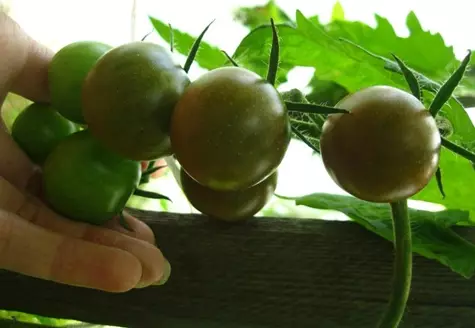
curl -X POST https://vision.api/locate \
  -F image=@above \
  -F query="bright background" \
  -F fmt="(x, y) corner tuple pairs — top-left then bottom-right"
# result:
(2, 0), (474, 217)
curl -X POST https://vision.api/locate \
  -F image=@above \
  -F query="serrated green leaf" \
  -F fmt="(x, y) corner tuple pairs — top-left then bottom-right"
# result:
(289, 114), (322, 152)
(232, 0), (293, 30)
(235, 8), (475, 143)
(305, 77), (349, 106)
(149, 16), (225, 70)
(294, 193), (475, 278)
(327, 10), (458, 87)
(234, 10), (475, 216)
(413, 148), (475, 220)
(281, 89), (323, 152)
(331, 1), (345, 21)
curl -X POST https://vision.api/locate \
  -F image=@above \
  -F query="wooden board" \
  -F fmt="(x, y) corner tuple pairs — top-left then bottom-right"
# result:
(1, 211), (474, 328)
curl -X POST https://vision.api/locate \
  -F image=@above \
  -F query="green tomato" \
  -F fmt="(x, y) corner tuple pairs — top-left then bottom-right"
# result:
(49, 41), (112, 124)
(180, 168), (278, 222)
(170, 66), (291, 191)
(82, 41), (190, 161)
(11, 102), (79, 164)
(320, 85), (441, 203)
(42, 129), (141, 225)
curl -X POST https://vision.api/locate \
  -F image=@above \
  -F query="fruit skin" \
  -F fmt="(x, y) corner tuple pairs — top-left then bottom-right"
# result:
(170, 66), (291, 191)
(11, 102), (79, 164)
(49, 41), (112, 124)
(180, 168), (278, 221)
(82, 41), (190, 161)
(320, 85), (441, 203)
(42, 129), (141, 225)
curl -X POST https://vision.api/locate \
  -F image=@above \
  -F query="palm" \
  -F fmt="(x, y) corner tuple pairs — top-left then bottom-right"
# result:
(0, 13), (169, 292)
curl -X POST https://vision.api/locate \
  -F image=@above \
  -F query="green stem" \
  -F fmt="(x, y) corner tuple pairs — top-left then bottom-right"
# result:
(221, 50), (239, 67)
(285, 101), (349, 114)
(441, 137), (475, 163)
(377, 200), (412, 328)
(291, 126), (319, 153)
(168, 23), (174, 52)
(141, 30), (153, 42)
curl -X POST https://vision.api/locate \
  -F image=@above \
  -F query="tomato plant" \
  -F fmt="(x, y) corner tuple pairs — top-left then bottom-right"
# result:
(180, 168), (278, 221)
(12, 6), (474, 327)
(49, 41), (112, 124)
(319, 85), (442, 203)
(11, 102), (79, 164)
(42, 129), (141, 225)
(170, 66), (291, 191)
(82, 41), (190, 161)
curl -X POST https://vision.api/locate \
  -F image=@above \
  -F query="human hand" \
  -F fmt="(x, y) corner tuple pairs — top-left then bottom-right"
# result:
(0, 12), (169, 293)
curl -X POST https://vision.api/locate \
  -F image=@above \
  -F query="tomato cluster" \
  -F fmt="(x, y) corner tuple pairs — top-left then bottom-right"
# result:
(10, 36), (289, 225)
(10, 28), (442, 227)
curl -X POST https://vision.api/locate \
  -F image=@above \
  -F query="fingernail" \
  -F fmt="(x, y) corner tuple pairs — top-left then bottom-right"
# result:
(154, 259), (171, 286)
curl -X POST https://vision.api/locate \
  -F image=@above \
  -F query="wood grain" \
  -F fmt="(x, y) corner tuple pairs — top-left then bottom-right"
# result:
(1, 211), (474, 328)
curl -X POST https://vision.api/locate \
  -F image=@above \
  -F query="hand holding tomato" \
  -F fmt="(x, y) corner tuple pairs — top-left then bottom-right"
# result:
(0, 13), (169, 292)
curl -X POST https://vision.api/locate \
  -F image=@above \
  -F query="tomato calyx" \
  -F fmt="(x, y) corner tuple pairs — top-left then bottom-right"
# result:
(183, 19), (215, 73)
(133, 188), (172, 202)
(266, 18), (279, 86)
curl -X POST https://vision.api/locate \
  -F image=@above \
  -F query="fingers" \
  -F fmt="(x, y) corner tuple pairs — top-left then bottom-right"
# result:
(0, 12), (53, 102)
(0, 128), (36, 190)
(0, 209), (142, 293)
(10, 38), (53, 102)
(0, 13), (52, 189)
(0, 176), (167, 289)
(103, 212), (156, 245)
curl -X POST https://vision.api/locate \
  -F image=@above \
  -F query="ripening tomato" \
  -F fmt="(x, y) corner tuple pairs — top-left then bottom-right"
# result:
(180, 168), (278, 222)
(82, 41), (190, 161)
(170, 66), (291, 191)
(320, 85), (441, 203)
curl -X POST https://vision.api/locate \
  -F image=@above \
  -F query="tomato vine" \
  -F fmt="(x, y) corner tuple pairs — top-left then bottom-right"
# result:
(7, 9), (475, 326)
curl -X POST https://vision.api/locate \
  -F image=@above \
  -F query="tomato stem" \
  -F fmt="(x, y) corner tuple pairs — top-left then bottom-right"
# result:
(221, 50), (239, 67)
(168, 23), (174, 52)
(266, 18), (279, 86)
(285, 101), (349, 114)
(291, 126), (319, 153)
(377, 200), (412, 328)
(183, 19), (215, 73)
(141, 30), (153, 42)
(441, 137), (475, 163)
